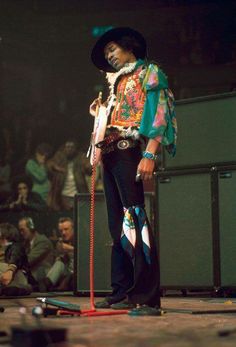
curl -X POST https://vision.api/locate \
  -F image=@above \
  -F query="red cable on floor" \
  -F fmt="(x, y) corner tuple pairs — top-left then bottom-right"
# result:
(88, 156), (96, 311)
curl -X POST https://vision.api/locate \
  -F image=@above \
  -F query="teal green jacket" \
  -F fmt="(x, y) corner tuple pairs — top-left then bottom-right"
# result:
(139, 62), (177, 156)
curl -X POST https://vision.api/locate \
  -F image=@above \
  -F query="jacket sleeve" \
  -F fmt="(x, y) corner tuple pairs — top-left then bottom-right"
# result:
(139, 64), (177, 156)
(28, 236), (52, 267)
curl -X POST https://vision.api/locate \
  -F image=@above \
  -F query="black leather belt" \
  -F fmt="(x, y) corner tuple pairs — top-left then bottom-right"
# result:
(97, 137), (140, 155)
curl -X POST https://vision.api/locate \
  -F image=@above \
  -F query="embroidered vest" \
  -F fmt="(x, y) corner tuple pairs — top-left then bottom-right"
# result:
(110, 66), (146, 127)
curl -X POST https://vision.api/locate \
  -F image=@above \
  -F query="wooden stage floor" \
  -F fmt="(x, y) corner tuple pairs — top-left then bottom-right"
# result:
(1, 294), (236, 346)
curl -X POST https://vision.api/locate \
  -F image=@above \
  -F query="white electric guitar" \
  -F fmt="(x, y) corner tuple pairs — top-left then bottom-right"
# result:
(88, 92), (107, 165)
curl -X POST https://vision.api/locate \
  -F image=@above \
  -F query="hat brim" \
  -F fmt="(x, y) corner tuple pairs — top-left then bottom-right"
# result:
(91, 27), (146, 72)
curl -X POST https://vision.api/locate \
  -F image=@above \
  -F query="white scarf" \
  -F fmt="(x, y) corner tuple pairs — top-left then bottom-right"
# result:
(105, 61), (138, 112)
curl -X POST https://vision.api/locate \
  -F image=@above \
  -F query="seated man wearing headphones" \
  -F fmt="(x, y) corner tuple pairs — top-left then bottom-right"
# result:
(18, 217), (54, 285)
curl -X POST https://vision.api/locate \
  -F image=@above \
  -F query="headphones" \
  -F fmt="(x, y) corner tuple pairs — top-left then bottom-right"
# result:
(25, 217), (35, 231)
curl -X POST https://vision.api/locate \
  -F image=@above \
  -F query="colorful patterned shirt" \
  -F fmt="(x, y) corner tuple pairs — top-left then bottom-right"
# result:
(110, 63), (146, 127)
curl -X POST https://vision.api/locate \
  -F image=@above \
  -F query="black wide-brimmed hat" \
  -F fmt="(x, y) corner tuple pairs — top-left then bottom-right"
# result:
(91, 27), (147, 72)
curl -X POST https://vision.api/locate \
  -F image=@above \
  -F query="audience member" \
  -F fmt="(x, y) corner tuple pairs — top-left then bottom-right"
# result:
(25, 143), (52, 202)
(0, 175), (46, 212)
(0, 223), (34, 296)
(47, 140), (89, 211)
(18, 216), (54, 284)
(40, 217), (74, 291)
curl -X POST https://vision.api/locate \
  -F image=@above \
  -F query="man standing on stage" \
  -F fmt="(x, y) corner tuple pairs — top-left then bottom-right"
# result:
(89, 27), (177, 316)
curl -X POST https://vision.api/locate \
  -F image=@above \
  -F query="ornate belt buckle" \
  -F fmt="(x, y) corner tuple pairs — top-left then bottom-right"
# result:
(117, 139), (129, 150)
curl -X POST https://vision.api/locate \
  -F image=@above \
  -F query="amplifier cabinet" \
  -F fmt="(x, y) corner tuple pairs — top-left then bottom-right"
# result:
(164, 92), (236, 169)
(156, 169), (216, 289)
(74, 166), (236, 293)
(218, 166), (236, 288)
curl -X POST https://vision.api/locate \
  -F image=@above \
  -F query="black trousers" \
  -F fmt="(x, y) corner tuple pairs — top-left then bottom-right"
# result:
(102, 145), (160, 307)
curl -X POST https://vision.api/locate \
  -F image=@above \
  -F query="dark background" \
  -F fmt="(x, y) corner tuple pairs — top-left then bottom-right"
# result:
(0, 0), (236, 161)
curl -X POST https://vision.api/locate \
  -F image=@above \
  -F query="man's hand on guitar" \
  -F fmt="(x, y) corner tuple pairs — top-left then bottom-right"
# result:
(89, 98), (100, 117)
(89, 92), (103, 117)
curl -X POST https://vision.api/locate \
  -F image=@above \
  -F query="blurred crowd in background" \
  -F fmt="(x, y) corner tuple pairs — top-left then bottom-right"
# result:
(0, 137), (98, 295)
(0, 137), (103, 212)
